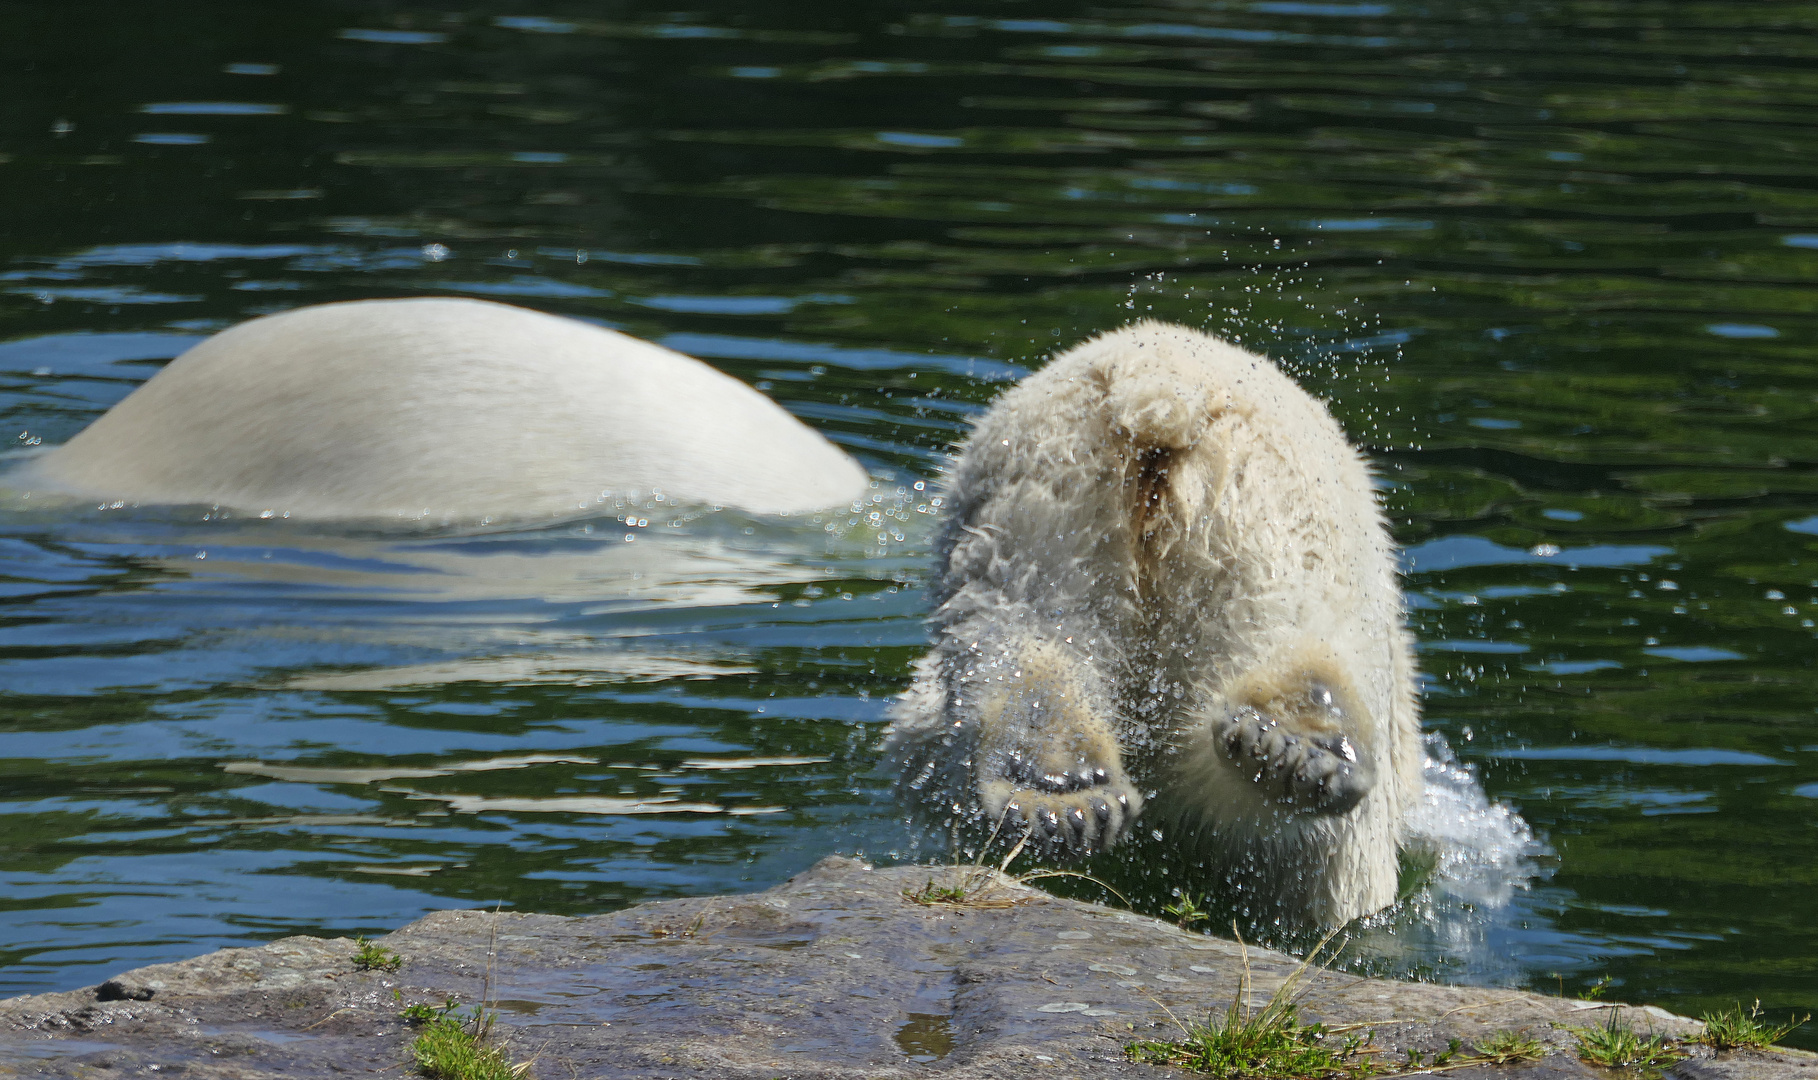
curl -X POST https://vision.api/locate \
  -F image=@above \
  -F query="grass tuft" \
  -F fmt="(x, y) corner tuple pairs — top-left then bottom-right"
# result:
(1126, 995), (1364, 1079)
(1566, 1009), (1683, 1076)
(352, 935), (403, 972)
(1162, 891), (1211, 929)
(411, 1014), (522, 1080)
(401, 995), (458, 1023)
(1126, 929), (1371, 1079)
(1471, 1029), (1547, 1065)
(904, 878), (973, 906)
(402, 997), (527, 1080)
(1696, 1000), (1809, 1051)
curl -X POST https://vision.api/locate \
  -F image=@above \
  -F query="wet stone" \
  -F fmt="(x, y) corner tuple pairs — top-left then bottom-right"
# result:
(0, 857), (1810, 1079)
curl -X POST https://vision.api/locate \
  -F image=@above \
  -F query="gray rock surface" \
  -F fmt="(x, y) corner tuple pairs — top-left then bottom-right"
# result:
(0, 857), (1809, 1079)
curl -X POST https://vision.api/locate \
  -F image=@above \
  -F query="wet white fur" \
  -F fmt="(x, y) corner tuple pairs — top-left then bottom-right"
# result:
(20, 297), (869, 521)
(889, 320), (1420, 925)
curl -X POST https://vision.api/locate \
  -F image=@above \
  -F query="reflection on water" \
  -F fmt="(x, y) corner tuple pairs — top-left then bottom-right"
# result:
(894, 1012), (955, 1063)
(2, 0), (1817, 1044)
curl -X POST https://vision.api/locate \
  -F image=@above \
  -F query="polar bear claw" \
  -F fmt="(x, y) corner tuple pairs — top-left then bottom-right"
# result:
(981, 769), (1142, 857)
(1215, 705), (1374, 816)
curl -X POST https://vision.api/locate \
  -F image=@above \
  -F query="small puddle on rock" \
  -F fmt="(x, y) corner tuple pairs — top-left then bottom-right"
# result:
(893, 1012), (953, 1062)
(0, 1039), (123, 1061)
(229, 1029), (306, 1045)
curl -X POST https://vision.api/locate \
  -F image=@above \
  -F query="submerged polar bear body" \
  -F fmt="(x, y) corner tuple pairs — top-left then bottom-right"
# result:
(22, 297), (869, 520)
(887, 321), (1420, 926)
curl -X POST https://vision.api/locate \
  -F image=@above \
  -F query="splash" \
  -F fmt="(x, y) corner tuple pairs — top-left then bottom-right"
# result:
(1406, 733), (1546, 909)
(1342, 734), (1551, 983)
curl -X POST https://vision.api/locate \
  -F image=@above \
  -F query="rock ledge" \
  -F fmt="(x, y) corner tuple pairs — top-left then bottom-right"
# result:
(0, 857), (1810, 1079)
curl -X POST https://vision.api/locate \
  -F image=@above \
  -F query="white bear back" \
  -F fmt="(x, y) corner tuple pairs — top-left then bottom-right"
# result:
(946, 322), (1405, 717)
(21, 298), (869, 520)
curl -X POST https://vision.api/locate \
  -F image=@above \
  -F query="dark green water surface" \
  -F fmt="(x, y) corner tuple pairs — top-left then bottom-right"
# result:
(2, 0), (1816, 1043)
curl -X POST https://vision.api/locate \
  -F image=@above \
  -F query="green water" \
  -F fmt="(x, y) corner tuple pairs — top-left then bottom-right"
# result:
(2, 0), (1816, 1044)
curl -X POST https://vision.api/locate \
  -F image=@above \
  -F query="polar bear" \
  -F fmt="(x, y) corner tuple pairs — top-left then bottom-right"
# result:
(16, 297), (869, 521)
(885, 321), (1421, 926)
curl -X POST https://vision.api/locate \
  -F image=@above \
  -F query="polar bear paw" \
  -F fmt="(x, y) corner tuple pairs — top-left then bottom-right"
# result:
(979, 762), (1144, 857)
(1215, 701), (1375, 815)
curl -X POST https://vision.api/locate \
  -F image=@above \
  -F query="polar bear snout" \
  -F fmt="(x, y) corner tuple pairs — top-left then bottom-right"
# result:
(1213, 679), (1379, 816)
